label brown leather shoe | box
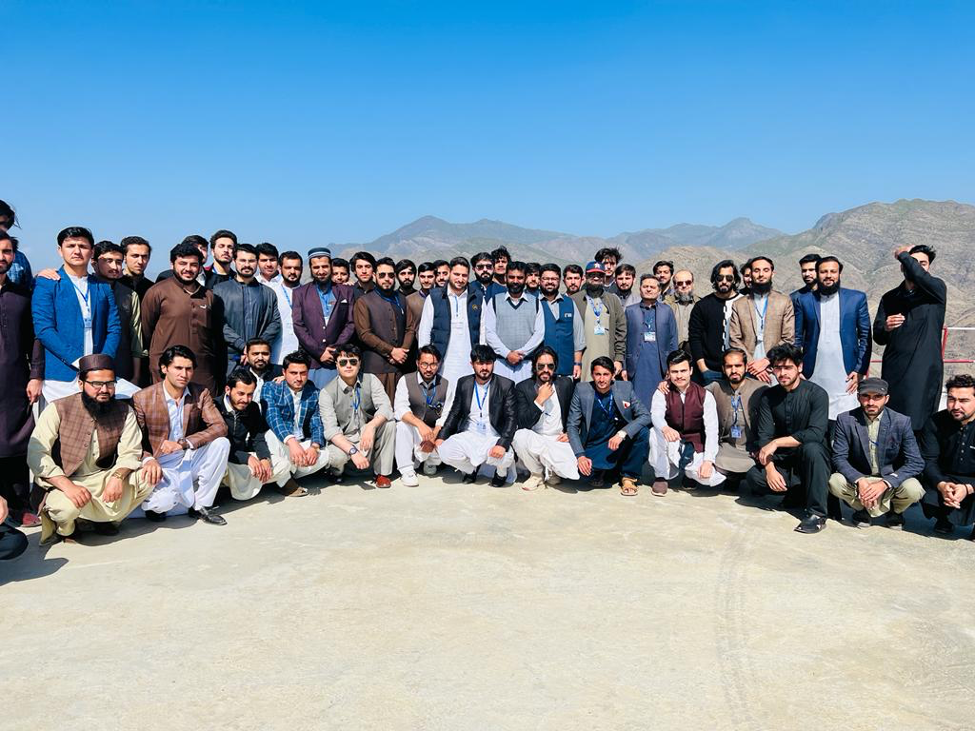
[276,479,309,497]
[651,479,669,497]
[375,475,392,488]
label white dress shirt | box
[393,373,450,428]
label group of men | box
[0,199,972,561]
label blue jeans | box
[698,369,724,386]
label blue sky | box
[6,1,974,272]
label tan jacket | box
[728,291,794,363]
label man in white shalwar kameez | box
[417,258,484,385]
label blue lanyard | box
[753,296,768,323]
[588,296,603,319]
[450,293,460,316]
[70,278,91,308]
[474,384,488,415]
[352,385,361,413]
[379,292,404,315]
[422,380,436,406]
[596,392,615,417]
[282,284,293,309]
[643,306,656,331]
[731,392,742,428]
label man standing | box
[538,263,584,379]
[120,235,154,300]
[919,374,975,537]
[873,245,947,432]
[331,258,350,285]
[292,248,356,388]
[407,262,437,323]
[0,200,32,290]
[794,256,871,422]
[134,346,230,525]
[353,257,417,402]
[214,244,282,375]
[562,264,583,296]
[396,259,417,297]
[567,356,651,494]
[27,355,153,544]
[260,351,330,494]
[93,241,146,386]
[607,264,640,308]
[511,347,578,490]
[141,242,223,394]
[829,378,925,529]
[745,344,831,534]
[572,261,626,381]
[418,257,483,384]
[393,346,450,486]
[32,226,121,403]
[664,270,699,353]
[470,253,505,301]
[267,250,302,363]
[491,247,511,287]
[433,260,450,289]
[217,369,277,501]
[320,344,396,487]
[595,248,622,288]
[739,262,752,295]
[623,275,677,408]
[242,338,282,402]
[256,243,280,284]
[648,350,725,494]
[789,253,819,311]
[482,261,545,384]
[729,256,794,384]
[349,252,377,300]
[435,344,518,487]
[707,348,767,488]
[160,231,236,289]
[689,260,743,386]
[524,263,541,298]
[653,260,675,299]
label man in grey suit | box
[319,344,396,487]
[567,356,653,495]
[829,377,925,529]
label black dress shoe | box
[461,471,478,484]
[851,510,871,528]
[490,473,506,488]
[795,513,827,534]
[93,522,120,536]
[934,517,954,535]
[144,510,167,523]
[884,511,905,530]
[188,507,227,526]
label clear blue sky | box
[6,0,974,272]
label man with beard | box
[156,231,235,289]
[267,250,302,363]
[0,199,33,290]
[292,248,356,388]
[829,378,924,529]
[331,257,350,285]
[919,374,975,537]
[607,264,640,308]
[120,235,154,300]
[217,369,278,501]
[524,262,541,298]
[790,253,819,311]
[213,243,282,375]
[27,354,153,544]
[433,260,450,289]
[349,252,376,301]
[623,275,677,408]
[745,344,831,534]
[689,260,743,386]
[729,256,794,384]
[595,248,621,288]
[491,247,511,287]
[470,252,505,301]
[435,344,518,487]
[571,261,626,382]
[419,257,483,384]
[482,261,545,384]
[562,264,584,296]
[707,348,767,489]
[243,338,282,401]
[653,260,675,300]
[353,257,417,402]
[873,245,947,432]
[141,242,224,394]
[396,259,417,296]
[511,347,578,490]
[134,345,231,525]
[92,241,146,386]
[407,262,437,324]
[664,270,699,354]
[539,263,584,379]
[393,346,449,486]
[794,256,871,424]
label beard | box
[750,279,772,295]
[676,292,695,304]
[477,271,493,285]
[378,280,396,295]
[585,282,604,297]
[507,282,525,297]
[82,391,114,417]
[818,279,841,296]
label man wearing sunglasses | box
[688,260,743,386]
[469,252,505,302]
[663,269,699,355]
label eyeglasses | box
[675,280,692,286]
[474,264,493,270]
[376,272,395,279]
[337,358,360,367]
[85,379,117,390]
[536,363,556,371]
[716,275,735,282]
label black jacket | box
[215,397,271,463]
[514,376,575,432]
[440,373,518,449]
[688,293,733,372]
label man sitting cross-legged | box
[27,354,153,544]
[134,345,231,525]
[829,377,924,529]
[393,345,449,487]
[566,356,652,495]
[511,346,578,491]
[648,350,726,495]
[319,344,396,487]
[260,351,330,494]
[435,344,518,487]
[217,368,285,501]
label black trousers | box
[0,520,28,561]
[745,441,831,518]
[0,455,30,514]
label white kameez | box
[510,385,578,479]
[436,383,514,479]
[648,389,726,487]
[809,292,858,420]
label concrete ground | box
[1,473,973,731]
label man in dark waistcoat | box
[393,345,450,486]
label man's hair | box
[505,261,527,275]
[739,262,752,275]
[417,344,442,361]
[562,264,583,277]
[334,343,362,360]
[590,356,615,373]
[448,256,470,271]
[710,259,741,285]
[471,252,493,267]
[946,374,975,391]
[614,263,636,277]
[0,231,18,252]
[395,258,416,274]
[282,350,312,369]
[816,255,843,272]
[750,255,775,270]
[233,243,259,259]
[653,260,674,274]
[532,345,559,370]
[169,242,204,263]
[767,343,803,366]
[246,337,271,351]
[909,244,937,263]
[279,250,303,266]
[227,368,258,389]
[666,349,693,368]
[94,240,124,259]
[121,235,151,254]
[432,259,449,269]
[595,247,621,263]
[0,199,17,227]
[526,262,541,276]
[57,226,94,247]
[160,344,197,369]
[331,257,349,270]
[375,256,396,271]
[182,234,208,250]
[639,273,659,286]
[350,251,376,268]
[470,343,496,363]
[798,253,820,266]
[490,247,511,263]
[540,263,561,276]
[722,347,748,364]
[417,261,436,274]
[256,242,279,259]
[210,229,237,247]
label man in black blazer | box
[511,346,578,490]
[435,344,518,487]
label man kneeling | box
[829,377,924,529]
[27,354,153,544]
[218,368,279,500]
[393,345,448,487]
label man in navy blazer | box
[829,377,925,529]
[32,227,121,403]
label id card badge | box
[730,426,743,439]
[474,420,488,435]
[83,316,93,329]
[594,324,606,336]
[643,331,656,343]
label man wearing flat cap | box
[27,354,154,544]
[828,377,925,529]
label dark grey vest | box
[405,375,449,427]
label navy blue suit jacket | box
[793,288,872,378]
[831,406,924,487]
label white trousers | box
[493,359,532,384]
[266,431,331,486]
[647,429,726,487]
[141,437,231,513]
[223,457,267,501]
[511,429,580,480]
[438,431,514,477]
[395,421,443,472]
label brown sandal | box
[620,478,639,496]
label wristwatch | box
[348,446,359,456]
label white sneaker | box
[422,461,438,476]
[401,470,419,487]
[522,473,544,491]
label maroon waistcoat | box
[664,382,706,453]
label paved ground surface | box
[1,473,973,731]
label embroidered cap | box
[308,247,332,261]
